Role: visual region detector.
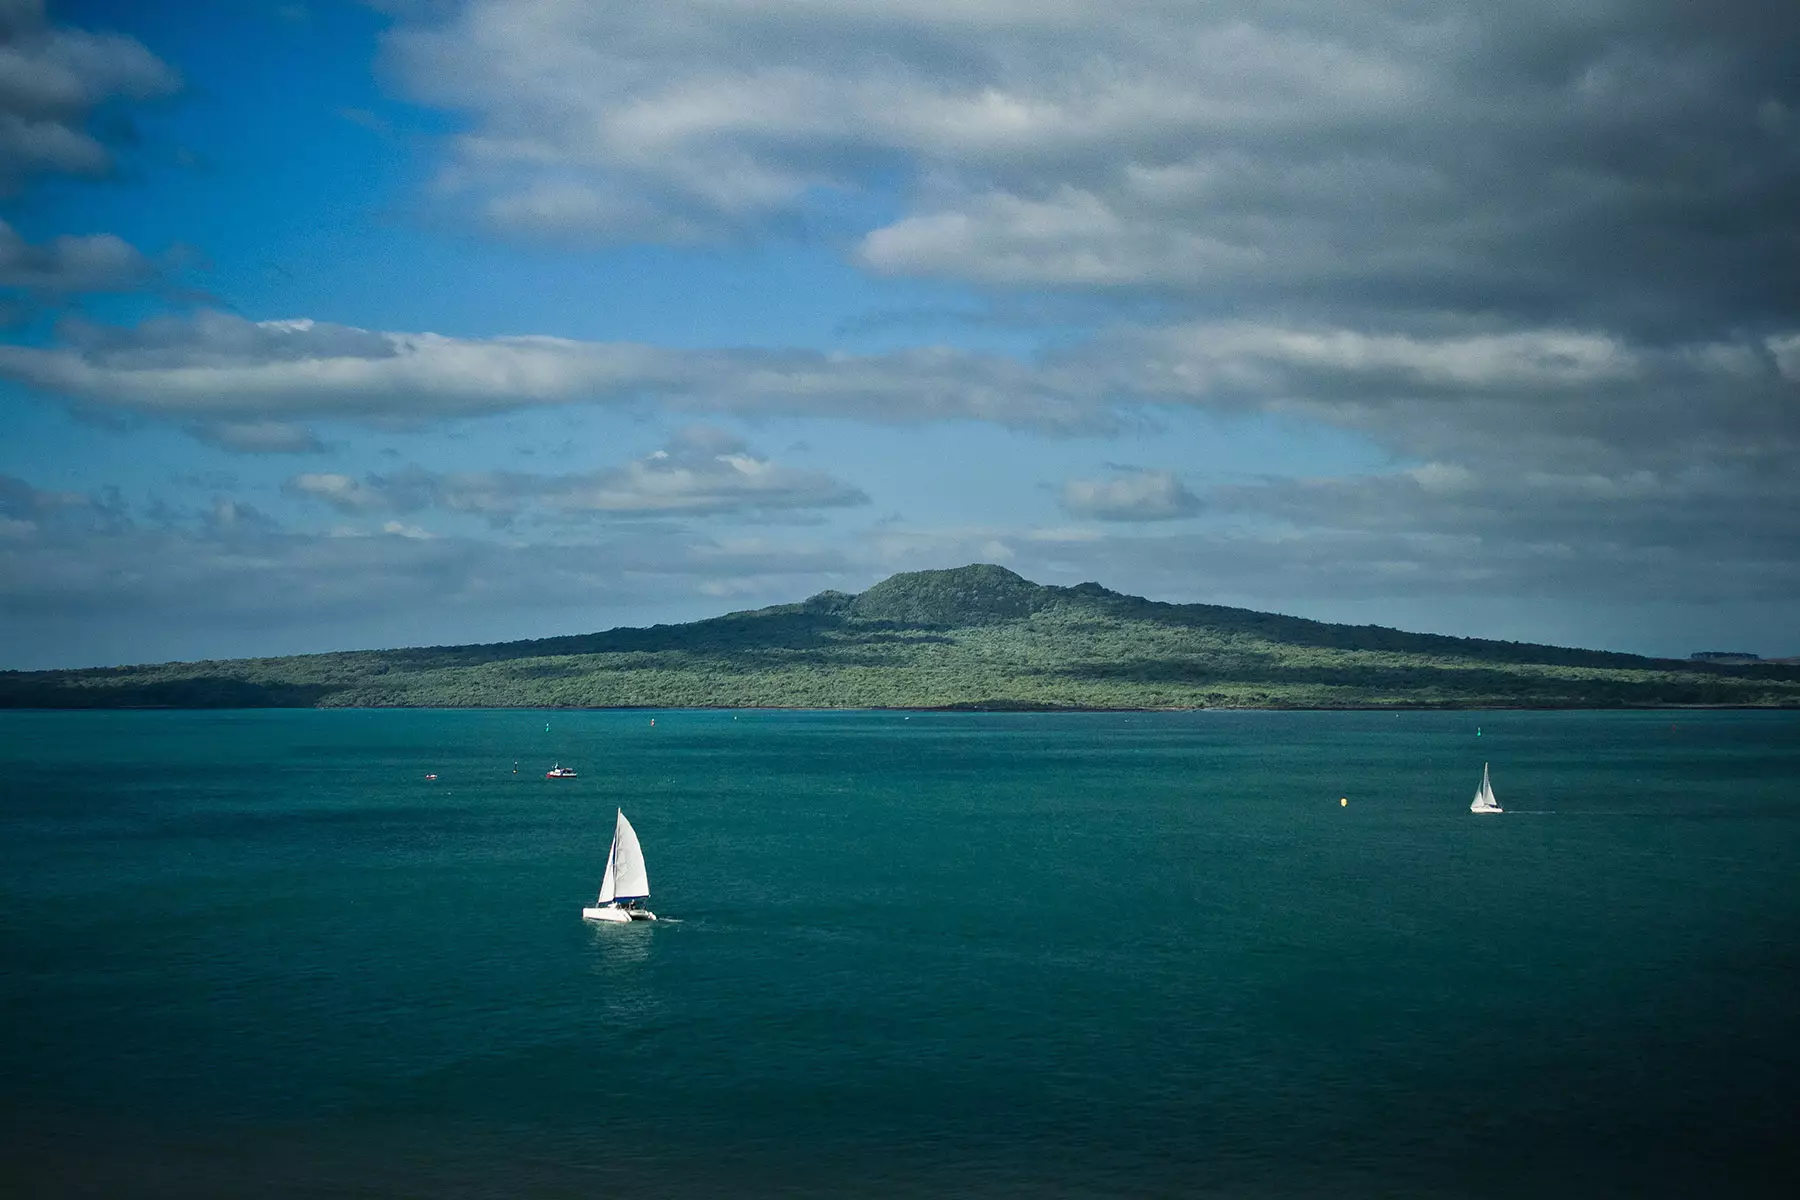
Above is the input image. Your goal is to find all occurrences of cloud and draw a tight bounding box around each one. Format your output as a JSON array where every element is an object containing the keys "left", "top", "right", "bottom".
[
  {"left": 1059, "top": 469, "right": 1199, "bottom": 521},
  {"left": 1, "top": 299, "right": 1790, "bottom": 644},
  {"left": 537, "top": 425, "right": 869, "bottom": 516},
  {"left": 284, "top": 472, "right": 391, "bottom": 514},
  {"left": 4, "top": 307, "right": 1792, "bottom": 495},
  {"left": 282, "top": 426, "right": 869, "bottom": 523},
  {"left": 0, "top": 468, "right": 862, "bottom": 667},
  {"left": 201, "top": 495, "right": 278, "bottom": 535},
  {"left": 4, "top": 306, "right": 1793, "bottom": 503},
  {"left": 0, "top": 0, "right": 181, "bottom": 188},
  {"left": 0, "top": 219, "right": 156, "bottom": 291},
  {"left": 1205, "top": 459, "right": 1800, "bottom": 588},
  {"left": 0, "top": 309, "right": 1108, "bottom": 430},
  {"left": 383, "top": 1, "right": 1800, "bottom": 340},
  {"left": 0, "top": 471, "right": 129, "bottom": 533}
]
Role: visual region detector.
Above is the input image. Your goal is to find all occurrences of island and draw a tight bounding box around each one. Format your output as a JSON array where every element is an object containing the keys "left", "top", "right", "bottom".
[{"left": 3, "top": 565, "right": 1796, "bottom": 710}]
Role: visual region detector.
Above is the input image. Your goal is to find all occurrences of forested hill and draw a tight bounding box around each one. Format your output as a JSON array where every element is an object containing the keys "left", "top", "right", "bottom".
[{"left": 4, "top": 564, "right": 1797, "bottom": 709}]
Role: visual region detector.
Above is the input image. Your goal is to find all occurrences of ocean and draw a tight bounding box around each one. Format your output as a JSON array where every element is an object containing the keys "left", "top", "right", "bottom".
[{"left": 3, "top": 709, "right": 1797, "bottom": 1197}]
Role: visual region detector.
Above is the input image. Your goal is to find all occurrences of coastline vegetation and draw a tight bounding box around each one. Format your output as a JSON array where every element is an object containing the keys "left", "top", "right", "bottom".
[{"left": 4, "top": 565, "right": 1796, "bottom": 710}]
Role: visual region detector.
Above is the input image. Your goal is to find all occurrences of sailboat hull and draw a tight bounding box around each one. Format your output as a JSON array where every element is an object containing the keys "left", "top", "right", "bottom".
[
  {"left": 583, "top": 905, "right": 657, "bottom": 923},
  {"left": 583, "top": 906, "right": 631, "bottom": 923}
]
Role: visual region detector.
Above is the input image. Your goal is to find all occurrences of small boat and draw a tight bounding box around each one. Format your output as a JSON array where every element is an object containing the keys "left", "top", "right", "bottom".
[
  {"left": 583, "top": 808, "right": 656, "bottom": 923},
  {"left": 424, "top": 773, "right": 438, "bottom": 781},
  {"left": 545, "top": 764, "right": 578, "bottom": 779},
  {"left": 1470, "top": 762, "right": 1503, "bottom": 814}
]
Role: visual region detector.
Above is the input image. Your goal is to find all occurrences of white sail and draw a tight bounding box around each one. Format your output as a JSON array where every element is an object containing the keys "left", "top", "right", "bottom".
[
  {"left": 606, "top": 809, "right": 650, "bottom": 900},
  {"left": 1471, "top": 763, "right": 1502, "bottom": 812},
  {"left": 595, "top": 834, "right": 618, "bottom": 903}
]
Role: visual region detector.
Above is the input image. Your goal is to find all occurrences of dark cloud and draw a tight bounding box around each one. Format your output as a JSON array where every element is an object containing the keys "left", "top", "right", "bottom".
[
  {"left": 59, "top": 310, "right": 395, "bottom": 370},
  {"left": 200, "top": 495, "right": 279, "bottom": 536},
  {"left": 0, "top": 471, "right": 129, "bottom": 532},
  {"left": 388, "top": 1, "right": 1799, "bottom": 340},
  {"left": 0, "top": 219, "right": 156, "bottom": 291},
  {"left": 0, "top": 0, "right": 180, "bottom": 188}
]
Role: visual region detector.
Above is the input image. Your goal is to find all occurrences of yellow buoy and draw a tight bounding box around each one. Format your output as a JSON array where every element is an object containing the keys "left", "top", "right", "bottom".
[{"left": 1340, "top": 797, "right": 1348, "bottom": 807}]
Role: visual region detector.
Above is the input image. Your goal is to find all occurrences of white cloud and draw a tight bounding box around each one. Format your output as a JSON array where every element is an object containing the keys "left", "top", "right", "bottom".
[
  {"left": 285, "top": 472, "right": 389, "bottom": 513},
  {"left": 0, "top": 310, "right": 1107, "bottom": 430},
  {"left": 282, "top": 427, "right": 869, "bottom": 523},
  {"left": 542, "top": 425, "right": 868, "bottom": 516},
  {"left": 1059, "top": 469, "right": 1199, "bottom": 521},
  {"left": 859, "top": 187, "right": 1268, "bottom": 286},
  {"left": 1143, "top": 325, "right": 1640, "bottom": 393},
  {"left": 4, "top": 308, "right": 1795, "bottom": 497}
]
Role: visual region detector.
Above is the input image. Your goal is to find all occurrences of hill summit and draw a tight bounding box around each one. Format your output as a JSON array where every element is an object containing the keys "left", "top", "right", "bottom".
[
  {"left": 3, "top": 565, "right": 1796, "bottom": 710},
  {"left": 846, "top": 564, "right": 1063, "bottom": 626}
]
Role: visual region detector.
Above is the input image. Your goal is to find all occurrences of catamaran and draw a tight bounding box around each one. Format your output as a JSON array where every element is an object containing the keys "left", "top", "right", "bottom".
[
  {"left": 1470, "top": 763, "right": 1502, "bottom": 814},
  {"left": 583, "top": 808, "right": 656, "bottom": 923}
]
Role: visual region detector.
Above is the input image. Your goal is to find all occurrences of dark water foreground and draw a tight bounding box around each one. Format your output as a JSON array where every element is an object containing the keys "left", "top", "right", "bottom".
[{"left": 3, "top": 709, "right": 1797, "bottom": 1198}]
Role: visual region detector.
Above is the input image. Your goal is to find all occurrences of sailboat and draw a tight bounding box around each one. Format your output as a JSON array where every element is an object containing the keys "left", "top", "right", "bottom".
[
  {"left": 1470, "top": 762, "right": 1503, "bottom": 814},
  {"left": 583, "top": 808, "right": 656, "bottom": 923}
]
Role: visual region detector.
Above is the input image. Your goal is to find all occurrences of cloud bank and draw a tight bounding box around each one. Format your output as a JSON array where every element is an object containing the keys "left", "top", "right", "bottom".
[{"left": 389, "top": 0, "right": 1800, "bottom": 337}]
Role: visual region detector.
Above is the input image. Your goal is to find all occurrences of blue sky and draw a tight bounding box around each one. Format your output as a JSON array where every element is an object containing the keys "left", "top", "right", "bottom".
[{"left": 3, "top": 0, "right": 1797, "bottom": 668}]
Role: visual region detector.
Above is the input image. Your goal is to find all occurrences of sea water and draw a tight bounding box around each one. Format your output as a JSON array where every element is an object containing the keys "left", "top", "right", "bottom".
[{"left": 2, "top": 709, "right": 1797, "bottom": 1197}]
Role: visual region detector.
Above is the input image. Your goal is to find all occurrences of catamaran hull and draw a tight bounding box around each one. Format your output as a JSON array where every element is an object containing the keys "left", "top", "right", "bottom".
[
  {"left": 583, "top": 906, "right": 630, "bottom": 923},
  {"left": 583, "top": 906, "right": 657, "bottom": 923}
]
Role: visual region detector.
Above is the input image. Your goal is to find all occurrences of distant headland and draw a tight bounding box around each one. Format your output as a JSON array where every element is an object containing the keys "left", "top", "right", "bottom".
[{"left": 2, "top": 565, "right": 1796, "bottom": 710}]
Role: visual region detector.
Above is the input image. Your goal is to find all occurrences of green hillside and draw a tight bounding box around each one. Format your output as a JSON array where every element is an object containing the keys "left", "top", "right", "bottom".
[{"left": 3, "top": 565, "right": 1796, "bottom": 709}]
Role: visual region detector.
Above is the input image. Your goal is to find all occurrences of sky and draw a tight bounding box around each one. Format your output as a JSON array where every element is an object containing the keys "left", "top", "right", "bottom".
[{"left": 1, "top": 0, "right": 1796, "bottom": 669}]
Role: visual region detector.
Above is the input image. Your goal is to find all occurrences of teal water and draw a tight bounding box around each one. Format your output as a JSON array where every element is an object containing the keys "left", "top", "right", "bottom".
[{"left": 2, "top": 710, "right": 1797, "bottom": 1197}]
